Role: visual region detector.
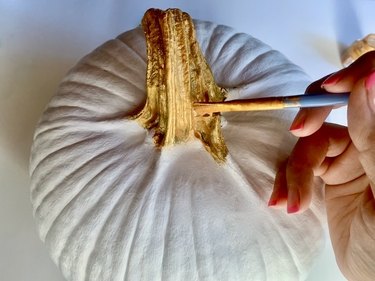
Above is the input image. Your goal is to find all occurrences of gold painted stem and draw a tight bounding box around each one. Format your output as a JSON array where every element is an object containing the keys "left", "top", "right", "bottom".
[{"left": 132, "top": 8, "right": 229, "bottom": 163}]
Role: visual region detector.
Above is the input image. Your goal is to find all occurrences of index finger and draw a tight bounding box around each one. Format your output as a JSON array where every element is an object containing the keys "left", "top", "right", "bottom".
[
  {"left": 290, "top": 51, "right": 375, "bottom": 137},
  {"left": 289, "top": 75, "right": 334, "bottom": 137}
]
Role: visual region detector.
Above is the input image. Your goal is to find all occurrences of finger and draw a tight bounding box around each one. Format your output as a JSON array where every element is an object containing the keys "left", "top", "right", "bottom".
[
  {"left": 322, "top": 143, "right": 364, "bottom": 185},
  {"left": 290, "top": 51, "right": 375, "bottom": 137},
  {"left": 349, "top": 70, "right": 375, "bottom": 196},
  {"left": 285, "top": 123, "right": 349, "bottom": 213},
  {"left": 289, "top": 107, "right": 332, "bottom": 137},
  {"left": 269, "top": 160, "right": 288, "bottom": 209},
  {"left": 289, "top": 75, "right": 336, "bottom": 137},
  {"left": 286, "top": 133, "right": 327, "bottom": 213},
  {"left": 322, "top": 50, "right": 375, "bottom": 93},
  {"left": 348, "top": 71, "right": 375, "bottom": 151}
]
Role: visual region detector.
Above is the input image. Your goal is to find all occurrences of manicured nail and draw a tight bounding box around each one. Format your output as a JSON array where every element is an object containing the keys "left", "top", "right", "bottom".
[
  {"left": 321, "top": 72, "right": 343, "bottom": 88},
  {"left": 289, "top": 111, "right": 305, "bottom": 131},
  {"left": 365, "top": 71, "right": 375, "bottom": 113},
  {"left": 365, "top": 71, "right": 375, "bottom": 90},
  {"left": 287, "top": 204, "right": 300, "bottom": 214},
  {"left": 287, "top": 188, "right": 300, "bottom": 214},
  {"left": 268, "top": 198, "right": 278, "bottom": 207}
]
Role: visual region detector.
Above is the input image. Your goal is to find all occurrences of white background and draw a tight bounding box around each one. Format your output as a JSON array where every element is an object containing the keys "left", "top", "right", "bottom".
[{"left": 1, "top": 0, "right": 374, "bottom": 280}]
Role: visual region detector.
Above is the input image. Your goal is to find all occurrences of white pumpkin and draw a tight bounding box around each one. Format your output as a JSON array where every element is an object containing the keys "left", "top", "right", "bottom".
[{"left": 30, "top": 16, "right": 325, "bottom": 281}]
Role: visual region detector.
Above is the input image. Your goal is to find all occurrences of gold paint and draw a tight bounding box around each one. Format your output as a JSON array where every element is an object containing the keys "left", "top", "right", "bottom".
[
  {"left": 194, "top": 98, "right": 285, "bottom": 114},
  {"left": 133, "top": 8, "right": 228, "bottom": 162}
]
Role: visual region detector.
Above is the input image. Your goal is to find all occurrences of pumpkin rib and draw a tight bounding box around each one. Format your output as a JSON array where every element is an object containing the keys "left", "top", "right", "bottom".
[
  {"left": 186, "top": 186, "right": 201, "bottom": 281},
  {"left": 80, "top": 143, "right": 162, "bottom": 280},
  {"left": 34, "top": 143, "right": 127, "bottom": 238},
  {"left": 211, "top": 36, "right": 271, "bottom": 85},
  {"left": 50, "top": 141, "right": 159, "bottom": 281},
  {"left": 54, "top": 156, "right": 127, "bottom": 279},
  {"left": 227, "top": 152, "right": 275, "bottom": 201},
  {"left": 222, "top": 117, "right": 293, "bottom": 201},
  {"left": 211, "top": 32, "right": 249, "bottom": 67},
  {"left": 100, "top": 39, "right": 147, "bottom": 76},
  {"left": 113, "top": 37, "right": 147, "bottom": 68},
  {"left": 58, "top": 151, "right": 158, "bottom": 281},
  {"left": 51, "top": 84, "right": 143, "bottom": 119},
  {"left": 31, "top": 118, "right": 148, "bottom": 178},
  {"left": 224, "top": 155, "right": 266, "bottom": 203},
  {"left": 269, "top": 218, "right": 301, "bottom": 276},
  {"left": 31, "top": 121, "right": 144, "bottom": 207},
  {"left": 63, "top": 67, "right": 143, "bottom": 107},
  {"left": 31, "top": 134, "right": 104, "bottom": 195},
  {"left": 58, "top": 80, "right": 142, "bottom": 108},
  {"left": 121, "top": 160, "right": 166, "bottom": 281},
  {"left": 157, "top": 170, "right": 174, "bottom": 281},
  {"left": 80, "top": 57, "right": 145, "bottom": 93},
  {"left": 201, "top": 23, "right": 233, "bottom": 67},
  {"left": 59, "top": 79, "right": 142, "bottom": 104},
  {"left": 43, "top": 105, "right": 95, "bottom": 117},
  {"left": 256, "top": 240, "right": 268, "bottom": 280},
  {"left": 81, "top": 61, "right": 145, "bottom": 95},
  {"left": 116, "top": 29, "right": 148, "bottom": 62}
]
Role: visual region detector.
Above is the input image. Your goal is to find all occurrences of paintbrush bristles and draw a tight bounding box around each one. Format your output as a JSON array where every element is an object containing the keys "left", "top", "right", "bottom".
[{"left": 194, "top": 98, "right": 285, "bottom": 115}]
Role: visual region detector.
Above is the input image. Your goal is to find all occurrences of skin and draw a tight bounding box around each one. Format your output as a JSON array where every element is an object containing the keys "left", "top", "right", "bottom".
[{"left": 269, "top": 51, "right": 375, "bottom": 281}]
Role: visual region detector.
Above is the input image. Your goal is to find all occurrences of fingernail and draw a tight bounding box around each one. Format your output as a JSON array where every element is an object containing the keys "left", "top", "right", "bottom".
[
  {"left": 268, "top": 198, "right": 278, "bottom": 207},
  {"left": 289, "top": 111, "right": 306, "bottom": 131},
  {"left": 287, "top": 204, "right": 300, "bottom": 214},
  {"left": 365, "top": 71, "right": 375, "bottom": 90},
  {"left": 321, "top": 71, "right": 343, "bottom": 89},
  {"left": 365, "top": 71, "right": 375, "bottom": 113},
  {"left": 287, "top": 188, "right": 300, "bottom": 214},
  {"left": 321, "top": 72, "right": 343, "bottom": 88}
]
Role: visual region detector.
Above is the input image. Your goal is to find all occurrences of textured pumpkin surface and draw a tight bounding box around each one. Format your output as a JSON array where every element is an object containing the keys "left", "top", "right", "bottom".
[{"left": 30, "top": 19, "right": 325, "bottom": 281}]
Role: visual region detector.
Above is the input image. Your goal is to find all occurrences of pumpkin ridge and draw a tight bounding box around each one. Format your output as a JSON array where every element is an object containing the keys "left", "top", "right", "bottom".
[
  {"left": 121, "top": 164, "right": 164, "bottom": 280},
  {"left": 56, "top": 82, "right": 143, "bottom": 117},
  {"left": 31, "top": 122, "right": 147, "bottom": 206},
  {"left": 210, "top": 32, "right": 247, "bottom": 72},
  {"left": 52, "top": 156, "right": 126, "bottom": 265},
  {"left": 80, "top": 61, "right": 145, "bottom": 95},
  {"left": 85, "top": 154, "right": 160, "bottom": 281},
  {"left": 30, "top": 134, "right": 104, "bottom": 193},
  {"left": 58, "top": 154, "right": 157, "bottom": 281},
  {"left": 81, "top": 60, "right": 144, "bottom": 92},
  {"left": 200, "top": 23, "right": 229, "bottom": 67},
  {"left": 63, "top": 67, "right": 142, "bottom": 105},
  {"left": 101, "top": 39, "right": 147, "bottom": 73},
  {"left": 35, "top": 147, "right": 126, "bottom": 240}
]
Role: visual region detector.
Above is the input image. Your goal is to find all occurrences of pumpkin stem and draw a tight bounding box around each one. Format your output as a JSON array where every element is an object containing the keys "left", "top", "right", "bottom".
[{"left": 132, "top": 8, "right": 228, "bottom": 163}]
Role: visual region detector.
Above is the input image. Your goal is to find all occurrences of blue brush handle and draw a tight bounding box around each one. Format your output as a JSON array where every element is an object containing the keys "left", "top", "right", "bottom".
[{"left": 283, "top": 92, "right": 350, "bottom": 108}]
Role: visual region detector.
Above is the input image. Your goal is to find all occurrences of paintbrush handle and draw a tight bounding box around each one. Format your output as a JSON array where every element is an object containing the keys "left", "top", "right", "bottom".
[
  {"left": 284, "top": 92, "right": 350, "bottom": 108},
  {"left": 194, "top": 92, "right": 350, "bottom": 114}
]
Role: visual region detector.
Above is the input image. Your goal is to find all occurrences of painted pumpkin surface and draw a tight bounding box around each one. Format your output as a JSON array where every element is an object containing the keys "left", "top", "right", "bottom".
[{"left": 30, "top": 9, "right": 325, "bottom": 281}]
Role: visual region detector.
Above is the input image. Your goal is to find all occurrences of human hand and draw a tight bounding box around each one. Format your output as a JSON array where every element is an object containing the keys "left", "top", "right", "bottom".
[{"left": 268, "top": 51, "right": 375, "bottom": 281}]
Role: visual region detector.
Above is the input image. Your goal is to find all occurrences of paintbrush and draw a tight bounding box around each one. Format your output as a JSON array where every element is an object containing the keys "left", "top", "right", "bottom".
[{"left": 193, "top": 92, "right": 350, "bottom": 115}]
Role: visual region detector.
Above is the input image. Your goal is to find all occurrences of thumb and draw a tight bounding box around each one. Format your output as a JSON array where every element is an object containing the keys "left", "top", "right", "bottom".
[
  {"left": 348, "top": 71, "right": 375, "bottom": 192},
  {"left": 347, "top": 71, "right": 375, "bottom": 152}
]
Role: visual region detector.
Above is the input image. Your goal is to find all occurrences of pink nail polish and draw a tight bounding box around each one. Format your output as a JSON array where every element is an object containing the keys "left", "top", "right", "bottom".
[
  {"left": 289, "top": 120, "right": 304, "bottom": 131},
  {"left": 365, "top": 71, "right": 375, "bottom": 113},
  {"left": 287, "top": 204, "right": 300, "bottom": 214},
  {"left": 365, "top": 71, "right": 375, "bottom": 90},
  {"left": 268, "top": 198, "right": 278, "bottom": 207},
  {"left": 289, "top": 111, "right": 306, "bottom": 131},
  {"left": 322, "top": 72, "right": 343, "bottom": 87}
]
